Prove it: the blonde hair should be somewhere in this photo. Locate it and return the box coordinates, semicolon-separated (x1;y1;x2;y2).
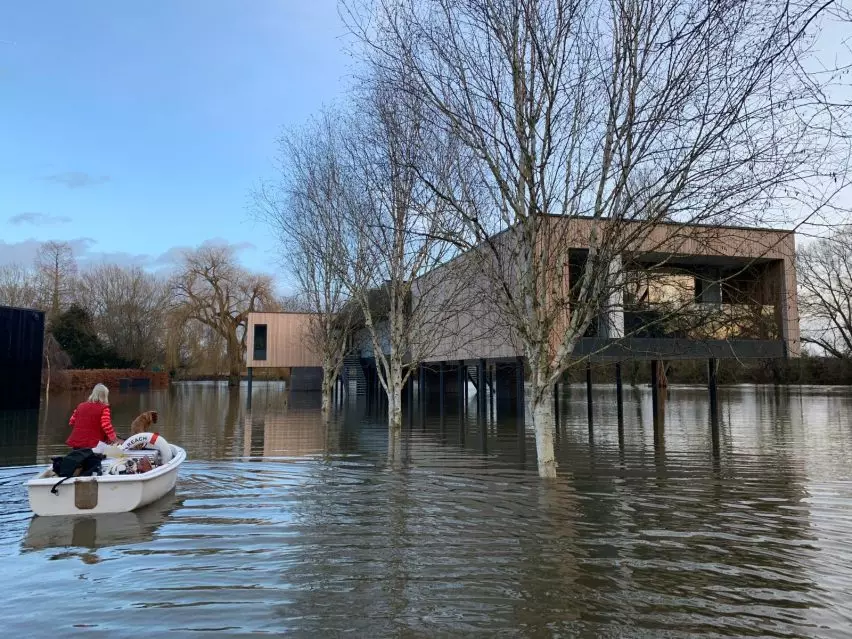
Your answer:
87;383;110;405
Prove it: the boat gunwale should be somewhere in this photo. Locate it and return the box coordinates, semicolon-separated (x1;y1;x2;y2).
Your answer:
25;445;186;487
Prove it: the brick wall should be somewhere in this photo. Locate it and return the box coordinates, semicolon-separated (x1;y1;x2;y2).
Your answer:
57;369;170;392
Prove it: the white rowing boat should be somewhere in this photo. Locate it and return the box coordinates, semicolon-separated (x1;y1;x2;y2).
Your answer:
25;433;186;517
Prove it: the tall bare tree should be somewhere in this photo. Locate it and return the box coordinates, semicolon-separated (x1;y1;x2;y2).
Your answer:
171;246;277;386
255;109;356;416
77;264;170;367
798;227;852;358
332;77;471;445
345;0;848;476
34;240;77;322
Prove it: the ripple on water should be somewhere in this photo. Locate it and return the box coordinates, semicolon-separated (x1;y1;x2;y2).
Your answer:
0;384;851;637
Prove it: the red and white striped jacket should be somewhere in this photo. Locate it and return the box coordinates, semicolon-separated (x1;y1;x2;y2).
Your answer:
67;401;118;448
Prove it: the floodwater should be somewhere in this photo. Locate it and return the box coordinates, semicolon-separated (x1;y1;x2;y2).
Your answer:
2;381;852;637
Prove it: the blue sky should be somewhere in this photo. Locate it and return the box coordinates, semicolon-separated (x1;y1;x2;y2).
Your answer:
0;1;352;283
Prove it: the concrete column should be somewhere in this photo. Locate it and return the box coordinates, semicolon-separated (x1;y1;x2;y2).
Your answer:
600;254;625;339
246;367;253;409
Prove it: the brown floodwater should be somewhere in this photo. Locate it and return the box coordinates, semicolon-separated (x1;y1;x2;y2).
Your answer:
1;381;852;637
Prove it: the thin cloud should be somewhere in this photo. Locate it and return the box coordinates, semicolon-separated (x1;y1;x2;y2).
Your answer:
8;212;72;226
0;237;260;274
43;171;110;189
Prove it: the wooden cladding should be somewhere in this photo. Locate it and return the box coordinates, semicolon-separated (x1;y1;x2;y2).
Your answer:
246;312;322;368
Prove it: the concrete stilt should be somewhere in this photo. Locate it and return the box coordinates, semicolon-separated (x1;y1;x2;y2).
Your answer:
419;363;426;413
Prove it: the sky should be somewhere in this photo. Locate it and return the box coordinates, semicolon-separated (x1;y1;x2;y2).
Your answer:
1;2;849;287
0;1;353;281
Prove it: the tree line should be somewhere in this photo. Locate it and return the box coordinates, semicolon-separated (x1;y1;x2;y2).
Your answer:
0;240;281;385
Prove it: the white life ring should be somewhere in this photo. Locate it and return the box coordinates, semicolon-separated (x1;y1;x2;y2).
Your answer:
122;432;173;464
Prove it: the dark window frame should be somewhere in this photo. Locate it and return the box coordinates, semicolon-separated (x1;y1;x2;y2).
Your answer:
253;324;267;361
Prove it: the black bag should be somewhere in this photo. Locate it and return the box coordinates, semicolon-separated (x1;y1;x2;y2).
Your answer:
50;449;105;494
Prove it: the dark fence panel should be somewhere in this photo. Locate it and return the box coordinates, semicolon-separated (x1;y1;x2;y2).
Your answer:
0;306;45;410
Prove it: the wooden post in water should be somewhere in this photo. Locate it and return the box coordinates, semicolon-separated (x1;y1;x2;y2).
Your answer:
439;362;445;418
478;358;487;417
516;357;525;427
419;363;426;414
488;364;495;423
709;358;720;456
407;367;414;423
651;360;660;427
586;361;593;434
458;360;465;417
553;381;560;426
246;367;253;409
615;362;624;429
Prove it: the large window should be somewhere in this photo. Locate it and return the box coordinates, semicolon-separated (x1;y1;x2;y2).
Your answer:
253;324;267;361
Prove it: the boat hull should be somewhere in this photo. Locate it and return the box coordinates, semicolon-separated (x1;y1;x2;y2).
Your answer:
26;445;186;517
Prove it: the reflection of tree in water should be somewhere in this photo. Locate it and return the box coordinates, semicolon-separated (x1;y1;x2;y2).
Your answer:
545;393;819;634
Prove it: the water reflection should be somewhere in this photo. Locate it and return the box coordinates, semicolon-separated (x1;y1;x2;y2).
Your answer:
0;382;851;636
23;490;182;553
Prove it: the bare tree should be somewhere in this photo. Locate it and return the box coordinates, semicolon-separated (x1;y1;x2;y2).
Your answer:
255;109;357;416
798;227;852;358
171;246;277;386
0;263;40;309
34;240;77;321
331;77;471;445
344;0;848;476
77;264;171;367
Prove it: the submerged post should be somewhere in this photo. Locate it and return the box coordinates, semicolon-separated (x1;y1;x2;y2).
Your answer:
246;367;253;409
615;362;624;429
419;364;426;413
478;358;487;417
488;364;495;423
458;360;465;417
708;358;719;421
553;381;560;426
516;357;524;421
586;361;593;433
439;362;445;418
651;360;659;426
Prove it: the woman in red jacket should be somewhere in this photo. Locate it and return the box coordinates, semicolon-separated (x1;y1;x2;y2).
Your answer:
67;383;124;449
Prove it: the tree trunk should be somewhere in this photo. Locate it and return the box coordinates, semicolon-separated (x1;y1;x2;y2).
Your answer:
321;359;336;416
227;333;242;387
527;382;558;479
387;361;403;435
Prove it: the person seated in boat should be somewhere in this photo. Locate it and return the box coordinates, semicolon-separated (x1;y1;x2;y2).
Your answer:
66;383;124;449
